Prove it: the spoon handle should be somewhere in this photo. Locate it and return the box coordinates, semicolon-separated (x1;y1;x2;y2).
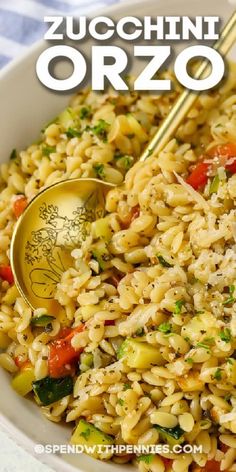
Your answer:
139;10;236;162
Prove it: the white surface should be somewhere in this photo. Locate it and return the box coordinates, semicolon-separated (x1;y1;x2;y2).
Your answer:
0;0;236;471
0;430;53;472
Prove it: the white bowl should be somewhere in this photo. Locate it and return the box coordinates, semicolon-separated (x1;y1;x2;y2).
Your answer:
0;0;236;471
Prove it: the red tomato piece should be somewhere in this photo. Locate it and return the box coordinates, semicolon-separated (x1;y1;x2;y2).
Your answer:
186;162;210;190
0;265;14;284
208;143;236;174
48;325;85;378
104;320;115;326
13;196;28;218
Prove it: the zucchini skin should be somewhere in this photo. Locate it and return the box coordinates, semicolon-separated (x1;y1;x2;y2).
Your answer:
32;376;73;405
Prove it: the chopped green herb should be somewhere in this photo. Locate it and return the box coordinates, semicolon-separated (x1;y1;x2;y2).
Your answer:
158;322;172;334
185;357;193;364
66;128;81;138
123;383;131;391
93;163;105;179
214;368;222;381
115;155;134;171
223;285;235;306
79;107;91;119
224;393;231;402
80;428;91;440
174;300;185;314
42;145;56;157
197;338;214;350
10;149;17;160
135;327;145;337
209;174;220;195
157;255;173;268
91;120;109;141
147;148;153;157
137;455;154;464
117;398;124;406
219;328;232;343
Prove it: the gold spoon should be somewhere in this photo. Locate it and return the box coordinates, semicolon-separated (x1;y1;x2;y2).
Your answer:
10;10;236;313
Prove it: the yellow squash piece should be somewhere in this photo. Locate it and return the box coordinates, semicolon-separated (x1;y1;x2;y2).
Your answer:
118;338;164;368
11;366;35;397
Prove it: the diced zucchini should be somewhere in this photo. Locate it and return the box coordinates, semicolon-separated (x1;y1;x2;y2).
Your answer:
80;352;93;372
91;241;111;271
11;366;35;397
181;312;218;344
32;376;73;406
117;338;163;368
30;315;55;327
154;425;184;446
92;217;112;242
58;108;78;130
71;419;114;459
209;174;220;194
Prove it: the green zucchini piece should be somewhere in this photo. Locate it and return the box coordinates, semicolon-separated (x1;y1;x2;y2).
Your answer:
91;241;111;271
30;315;55;327
209;174;220;194
154;425;184;446
71;419;113;458
32;376;73;406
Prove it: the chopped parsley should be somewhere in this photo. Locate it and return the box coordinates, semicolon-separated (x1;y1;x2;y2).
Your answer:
137;455;154;464
157;255;173;268
197;338;215;350
214;368;222;381
158;322;172;334
66;128;81;138
79;107;91;119
223;285;235;306
219;328;232;343
185;357;193;364
93;163;105;179
115;155;134;171
91;119;109;141
123;383;131;391
174;300;185;314
42;145;56;157
147;148;153;157
80;428;91;440
117;398;124;406
10;149;17;160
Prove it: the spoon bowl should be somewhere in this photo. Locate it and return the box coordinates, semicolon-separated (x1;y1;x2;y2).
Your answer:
10;178;114;313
